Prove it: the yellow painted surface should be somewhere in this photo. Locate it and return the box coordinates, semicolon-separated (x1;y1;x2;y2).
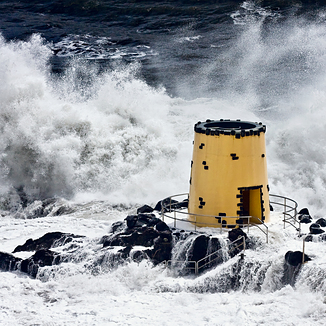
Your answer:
188;122;270;228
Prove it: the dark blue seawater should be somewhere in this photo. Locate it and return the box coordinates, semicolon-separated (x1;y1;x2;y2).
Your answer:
1;0;323;97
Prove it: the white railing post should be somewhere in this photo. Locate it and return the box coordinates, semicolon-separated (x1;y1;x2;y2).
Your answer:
247;217;250;233
302;236;306;264
174;208;176;228
283;197;286;229
169;196;172;213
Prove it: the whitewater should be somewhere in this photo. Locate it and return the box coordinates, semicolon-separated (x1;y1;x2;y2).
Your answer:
2;2;326;325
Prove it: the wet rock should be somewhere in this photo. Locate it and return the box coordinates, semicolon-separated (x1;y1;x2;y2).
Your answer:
102;213;173;265
20;249;60;278
285;250;311;266
228;228;248;242
228;228;248;256
146;231;173;264
125;213;160;229
309;223;325;235
0;252;21;272
110;221;125;233
13;232;84;253
298;208;310;215
298;208;312;224
131;249;150;263
137;204;154;214
283;251;311;286
299;216;312;224
154;198;189;212
174;235;226;274
176;199;189;209
208;237;222;253
197;237;224;271
154;198;178;212
188;235;209;262
304;234;313;242
156;221;170;232
316;218;326;227
118;245;132;258
303;233;326;242
104;228;159;247
125;215;138;229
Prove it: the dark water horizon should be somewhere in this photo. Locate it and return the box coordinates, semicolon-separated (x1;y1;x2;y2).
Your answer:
1;0;325;94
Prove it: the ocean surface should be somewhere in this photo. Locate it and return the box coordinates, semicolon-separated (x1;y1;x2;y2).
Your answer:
1;0;326;324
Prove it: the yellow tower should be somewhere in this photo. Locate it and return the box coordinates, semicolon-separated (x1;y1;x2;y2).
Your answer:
188;119;270;228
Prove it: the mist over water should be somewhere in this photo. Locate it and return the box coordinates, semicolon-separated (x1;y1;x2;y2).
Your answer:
0;34;186;207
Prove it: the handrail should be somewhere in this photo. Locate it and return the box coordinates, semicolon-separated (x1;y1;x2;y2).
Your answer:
164;236;246;275
164;259;197;274
269;194;300;235
160;193;269;242
197;236;246;272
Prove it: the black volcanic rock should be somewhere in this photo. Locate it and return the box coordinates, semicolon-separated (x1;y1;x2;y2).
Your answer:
118;245;132;258
125;214;160;229
283;251;311;286
13;232;84;253
188;235;209;262
228;228;248;242
110;221;125;233
154;198;189;212
156;221;170;232
309;223;325;235
137;205;154;214
298;208;310;215
102;214;172;265
3;208;254;278
0;252;21;272
176;234;226;274
285;251;311;266
300;216;312;224
228;228;248;256
304;234;313;242
103;228;160;247
146;230;173;264
125;215;138;229
20;249;60;278
316;218;326;227
154;198;178;212
298;208;312;224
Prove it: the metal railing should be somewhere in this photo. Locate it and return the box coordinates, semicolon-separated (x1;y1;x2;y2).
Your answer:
164;236;246;275
269;194;300;235
160;193;269;243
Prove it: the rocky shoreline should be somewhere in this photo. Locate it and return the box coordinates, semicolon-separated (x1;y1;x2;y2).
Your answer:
0;202;318;289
